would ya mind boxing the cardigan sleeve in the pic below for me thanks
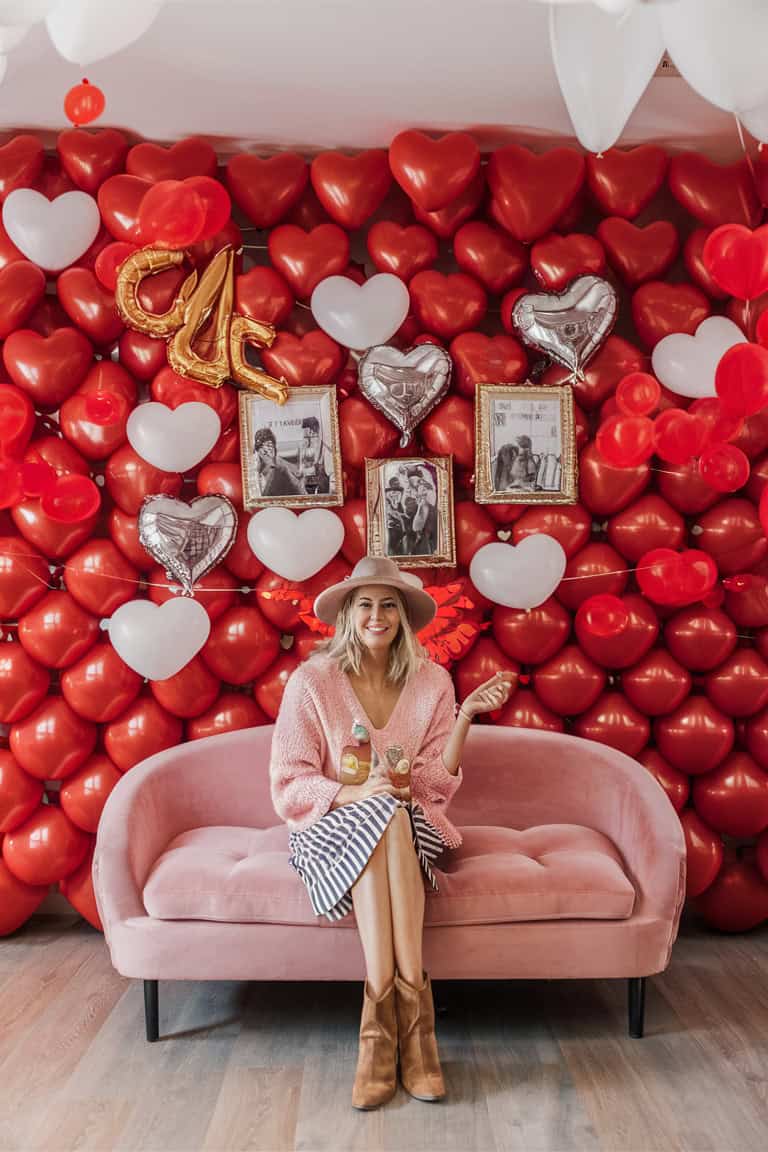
[410,666,463,812]
[269,667,342,830]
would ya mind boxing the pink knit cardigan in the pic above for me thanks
[269,653,464,848]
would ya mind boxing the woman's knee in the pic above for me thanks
[385,807,416,852]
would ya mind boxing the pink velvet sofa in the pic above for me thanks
[93,724,686,1043]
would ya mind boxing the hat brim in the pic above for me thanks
[313,575,437,633]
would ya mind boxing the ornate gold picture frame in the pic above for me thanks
[239,385,343,510]
[365,455,456,568]
[475,383,578,505]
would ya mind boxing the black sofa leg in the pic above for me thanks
[144,979,159,1042]
[628,976,645,1038]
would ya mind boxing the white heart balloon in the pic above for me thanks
[108,597,211,681]
[46,0,161,65]
[469,536,567,610]
[127,402,222,473]
[247,507,345,582]
[2,188,101,271]
[651,316,747,400]
[311,273,410,350]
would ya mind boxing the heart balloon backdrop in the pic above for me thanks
[0,127,767,939]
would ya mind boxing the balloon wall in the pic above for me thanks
[1,129,768,940]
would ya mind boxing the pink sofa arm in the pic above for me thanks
[93,726,276,936]
[451,727,687,925]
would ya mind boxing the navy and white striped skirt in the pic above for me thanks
[288,794,444,921]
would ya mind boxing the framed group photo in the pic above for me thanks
[475,383,578,505]
[365,455,456,567]
[239,385,343,509]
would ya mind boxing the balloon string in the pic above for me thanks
[734,113,764,210]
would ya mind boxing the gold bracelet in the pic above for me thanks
[459,706,473,722]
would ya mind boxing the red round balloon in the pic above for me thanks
[695,856,768,932]
[150,655,220,719]
[664,606,737,671]
[693,498,767,576]
[148,565,237,623]
[0,857,47,934]
[10,697,97,780]
[615,372,661,417]
[105,444,183,515]
[607,494,685,564]
[638,747,689,813]
[64,79,105,127]
[137,179,206,248]
[656,458,721,516]
[555,542,628,613]
[61,641,143,722]
[652,408,707,464]
[64,539,139,616]
[704,648,768,717]
[0,537,50,617]
[186,692,269,740]
[575,593,629,639]
[575,593,658,669]
[620,648,691,716]
[201,605,281,685]
[533,645,606,716]
[492,597,571,665]
[698,443,750,493]
[59,843,101,930]
[578,440,650,516]
[513,505,591,560]
[2,804,90,885]
[572,691,649,756]
[254,652,301,719]
[0,641,49,723]
[0,382,35,456]
[692,752,768,838]
[495,688,564,733]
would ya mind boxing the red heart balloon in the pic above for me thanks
[186,218,243,270]
[487,145,584,243]
[420,395,475,469]
[2,804,90,886]
[260,330,344,388]
[683,228,731,299]
[621,648,692,718]
[57,268,124,345]
[367,222,438,282]
[0,748,44,834]
[0,382,35,459]
[107,507,153,571]
[496,688,564,733]
[702,223,768,300]
[105,443,183,515]
[607,493,685,562]
[126,136,217,181]
[412,170,485,238]
[579,439,650,515]
[339,396,400,468]
[61,642,142,723]
[103,692,183,772]
[449,332,527,397]
[3,327,93,408]
[668,154,762,228]
[0,641,49,723]
[119,329,167,381]
[530,232,606,291]
[492,597,570,664]
[0,217,24,269]
[0,134,44,199]
[597,219,679,287]
[715,342,768,417]
[575,593,658,669]
[187,693,268,741]
[0,262,46,340]
[389,130,480,212]
[595,413,655,469]
[254,652,302,720]
[453,221,527,294]
[653,407,708,464]
[33,154,75,197]
[409,271,487,340]
[60,758,121,833]
[56,128,128,193]
[10,697,97,781]
[631,281,711,349]
[585,145,667,219]
[513,505,591,559]
[196,462,243,507]
[694,497,767,576]
[533,645,606,717]
[235,266,294,327]
[226,153,309,228]
[149,563,237,621]
[541,334,646,412]
[151,366,237,428]
[695,855,768,933]
[97,174,151,242]
[201,604,281,685]
[0,537,50,617]
[636,547,718,607]
[705,649,768,718]
[572,691,649,756]
[664,604,737,672]
[94,240,138,291]
[17,589,100,669]
[268,223,350,299]
[64,539,139,615]
[59,388,128,461]
[310,149,391,229]
[454,501,496,568]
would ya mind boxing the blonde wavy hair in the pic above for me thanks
[314,586,426,685]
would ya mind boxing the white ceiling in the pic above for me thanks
[0,1,740,154]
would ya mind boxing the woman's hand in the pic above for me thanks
[331,776,410,809]
[460,671,515,719]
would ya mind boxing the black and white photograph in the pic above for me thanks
[239,386,343,509]
[365,455,455,567]
[475,383,577,505]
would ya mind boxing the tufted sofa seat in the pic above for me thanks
[93,725,686,1042]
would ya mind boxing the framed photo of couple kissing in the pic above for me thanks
[239,385,343,510]
[475,383,578,505]
[365,455,456,568]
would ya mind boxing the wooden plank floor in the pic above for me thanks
[0,913,766,1152]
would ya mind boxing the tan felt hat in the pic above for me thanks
[313,555,437,632]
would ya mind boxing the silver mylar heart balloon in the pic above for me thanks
[138,494,238,596]
[358,343,452,446]
[511,275,617,379]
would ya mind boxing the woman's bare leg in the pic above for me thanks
[384,807,425,985]
[351,836,395,996]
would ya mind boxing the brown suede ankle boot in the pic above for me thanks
[351,981,398,1110]
[394,971,446,1102]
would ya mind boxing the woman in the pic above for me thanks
[270,556,513,1109]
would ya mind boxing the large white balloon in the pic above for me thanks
[247,507,345,582]
[660,0,768,115]
[108,597,211,681]
[127,402,222,473]
[740,100,768,145]
[311,274,410,351]
[469,536,567,610]
[46,0,160,65]
[549,2,664,154]
[2,188,100,271]
[651,316,747,401]
[534,1,640,11]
